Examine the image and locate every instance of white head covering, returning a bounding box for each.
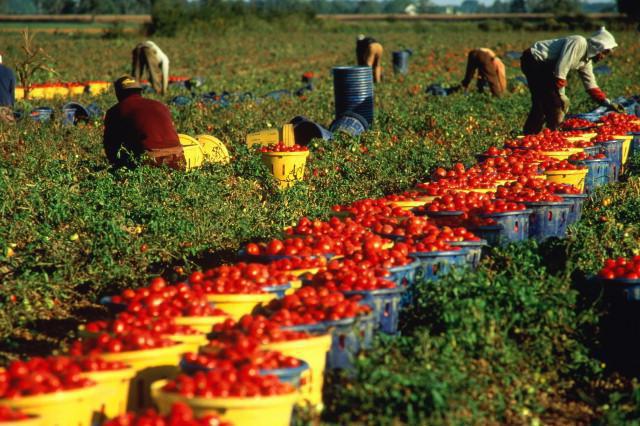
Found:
[0,54,3,64]
[587,27,618,58]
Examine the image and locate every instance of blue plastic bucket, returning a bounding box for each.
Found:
[62,102,90,123]
[62,108,76,126]
[170,95,192,106]
[290,115,333,145]
[333,66,374,127]
[410,249,468,282]
[283,314,376,370]
[630,132,640,158]
[262,283,291,298]
[505,51,522,60]
[566,113,602,123]
[329,111,369,137]
[86,102,103,119]
[264,89,291,101]
[344,287,404,335]
[580,159,611,193]
[469,224,504,246]
[597,139,623,182]
[560,193,589,225]
[449,240,487,269]
[387,258,420,288]
[478,210,532,245]
[392,50,410,75]
[595,275,640,371]
[30,106,53,122]
[593,65,612,76]
[583,145,603,157]
[524,201,572,241]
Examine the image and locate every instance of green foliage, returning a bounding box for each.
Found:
[325,243,601,424]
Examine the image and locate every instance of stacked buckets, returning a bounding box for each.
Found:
[333,66,374,127]
[392,50,411,75]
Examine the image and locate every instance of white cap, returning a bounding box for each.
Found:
[357,34,365,41]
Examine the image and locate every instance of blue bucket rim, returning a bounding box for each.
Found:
[387,258,421,272]
[448,239,488,247]
[478,209,533,218]
[343,287,405,297]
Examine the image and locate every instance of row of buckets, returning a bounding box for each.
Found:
[13,102,103,124]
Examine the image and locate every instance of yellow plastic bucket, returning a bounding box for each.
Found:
[82,367,136,421]
[496,179,517,185]
[246,129,280,148]
[246,124,296,148]
[261,151,310,189]
[0,416,41,425]
[68,85,86,96]
[263,333,332,409]
[206,294,275,320]
[544,169,588,192]
[87,82,110,95]
[27,87,45,99]
[179,134,205,171]
[387,200,427,210]
[196,135,231,164]
[174,315,228,334]
[290,268,320,278]
[0,385,99,426]
[167,333,209,353]
[14,87,24,100]
[100,343,188,411]
[453,187,496,194]
[152,381,297,426]
[540,149,583,161]
[281,123,295,146]
[614,135,633,165]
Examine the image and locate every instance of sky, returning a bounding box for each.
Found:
[430,0,613,4]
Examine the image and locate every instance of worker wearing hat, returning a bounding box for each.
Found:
[0,53,16,123]
[460,48,507,97]
[103,75,184,169]
[356,35,384,83]
[132,40,169,95]
[520,27,623,135]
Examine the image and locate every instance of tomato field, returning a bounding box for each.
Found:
[2,21,640,424]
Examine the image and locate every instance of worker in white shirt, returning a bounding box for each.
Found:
[131,41,169,95]
[520,27,623,135]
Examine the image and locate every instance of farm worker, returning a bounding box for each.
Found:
[520,27,623,135]
[0,53,16,123]
[131,40,169,95]
[356,35,384,83]
[103,75,185,170]
[460,48,507,97]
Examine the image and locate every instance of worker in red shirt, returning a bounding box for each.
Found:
[103,75,185,169]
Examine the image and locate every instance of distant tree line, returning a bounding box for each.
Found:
[0,0,621,15]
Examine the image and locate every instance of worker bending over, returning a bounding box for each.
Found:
[132,40,169,95]
[520,27,622,135]
[356,35,384,83]
[461,48,506,97]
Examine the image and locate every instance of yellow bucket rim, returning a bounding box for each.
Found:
[174,315,229,327]
[81,366,137,382]
[0,383,100,406]
[152,380,298,407]
[206,293,276,303]
[545,169,588,176]
[99,343,189,363]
